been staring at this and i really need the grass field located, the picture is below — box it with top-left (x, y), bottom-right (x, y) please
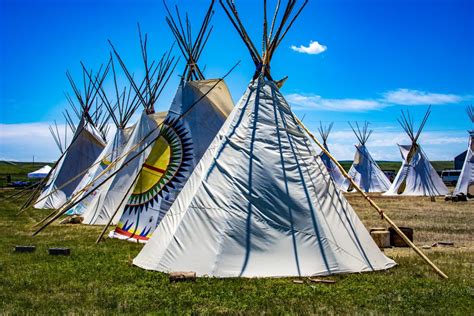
top-left (0, 161), bottom-right (51, 187)
top-left (1, 189), bottom-right (472, 314)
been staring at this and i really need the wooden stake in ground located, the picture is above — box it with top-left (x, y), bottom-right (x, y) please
top-left (295, 117), bottom-right (448, 280)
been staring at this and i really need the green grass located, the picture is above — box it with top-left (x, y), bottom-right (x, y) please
top-left (0, 191), bottom-right (472, 314)
top-left (0, 161), bottom-right (51, 187)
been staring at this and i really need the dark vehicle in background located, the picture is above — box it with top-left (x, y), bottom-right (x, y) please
top-left (441, 169), bottom-right (461, 185)
top-left (9, 181), bottom-right (31, 188)
top-left (383, 170), bottom-right (397, 182)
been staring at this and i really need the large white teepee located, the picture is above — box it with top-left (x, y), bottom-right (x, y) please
top-left (345, 122), bottom-right (391, 193)
top-left (454, 106), bottom-right (474, 197)
top-left (384, 108), bottom-right (448, 196)
top-left (134, 0), bottom-right (396, 277)
top-left (317, 122), bottom-right (348, 191)
top-left (110, 1), bottom-right (234, 243)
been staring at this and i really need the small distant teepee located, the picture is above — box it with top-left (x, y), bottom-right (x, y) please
top-left (453, 105), bottom-right (474, 197)
top-left (346, 122), bottom-right (391, 193)
top-left (317, 122), bottom-right (347, 190)
top-left (384, 107), bottom-right (448, 196)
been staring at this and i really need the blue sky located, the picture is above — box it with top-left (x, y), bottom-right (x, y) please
top-left (1, 0), bottom-right (473, 162)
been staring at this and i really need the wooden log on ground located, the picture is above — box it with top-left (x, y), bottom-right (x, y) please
top-left (370, 230), bottom-right (391, 248)
top-left (169, 271), bottom-right (196, 282)
top-left (389, 227), bottom-right (413, 247)
top-left (14, 245), bottom-right (36, 253)
top-left (48, 248), bottom-right (71, 256)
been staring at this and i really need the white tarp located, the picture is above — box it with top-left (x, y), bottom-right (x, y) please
top-left (34, 119), bottom-right (106, 209)
top-left (80, 111), bottom-right (166, 225)
top-left (384, 144), bottom-right (448, 196)
top-left (454, 132), bottom-right (474, 196)
top-left (134, 79), bottom-right (396, 277)
top-left (110, 79), bottom-right (234, 242)
top-left (346, 145), bottom-right (391, 193)
top-left (27, 165), bottom-right (52, 179)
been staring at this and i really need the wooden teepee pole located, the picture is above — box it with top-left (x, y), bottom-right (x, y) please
top-left (295, 117), bottom-right (448, 279)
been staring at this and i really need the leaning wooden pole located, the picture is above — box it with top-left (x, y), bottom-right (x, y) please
top-left (295, 117), bottom-right (448, 279)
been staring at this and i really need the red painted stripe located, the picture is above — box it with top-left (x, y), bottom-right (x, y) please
top-left (143, 164), bottom-right (166, 174)
top-left (114, 227), bottom-right (150, 241)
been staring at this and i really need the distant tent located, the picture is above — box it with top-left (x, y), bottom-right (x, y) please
top-left (133, 0), bottom-right (396, 277)
top-left (28, 165), bottom-right (52, 179)
top-left (110, 1), bottom-right (234, 242)
top-left (77, 30), bottom-right (178, 225)
top-left (384, 107), bottom-right (448, 196)
top-left (317, 122), bottom-right (348, 190)
top-left (454, 105), bottom-right (474, 197)
top-left (34, 66), bottom-right (110, 209)
top-left (345, 122), bottom-right (391, 193)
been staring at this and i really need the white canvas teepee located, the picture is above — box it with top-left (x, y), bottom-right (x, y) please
top-left (345, 122), bottom-right (391, 193)
top-left (384, 108), bottom-right (448, 196)
top-left (28, 165), bottom-right (52, 179)
top-left (67, 58), bottom-right (142, 216)
top-left (134, 0), bottom-right (396, 277)
top-left (110, 1), bottom-right (234, 243)
top-left (34, 118), bottom-right (106, 209)
top-left (34, 66), bottom-right (110, 209)
top-left (77, 31), bottom-right (177, 225)
top-left (81, 111), bottom-right (167, 224)
top-left (317, 122), bottom-right (348, 191)
top-left (110, 81), bottom-right (233, 241)
top-left (454, 106), bottom-right (474, 197)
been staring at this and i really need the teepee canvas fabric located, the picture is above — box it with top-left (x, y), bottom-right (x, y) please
top-left (320, 152), bottom-right (347, 190)
top-left (34, 119), bottom-right (106, 209)
top-left (66, 126), bottom-right (134, 215)
top-left (28, 165), bottom-right (52, 179)
top-left (80, 111), bottom-right (166, 225)
top-left (110, 79), bottom-right (234, 242)
top-left (346, 145), bottom-right (391, 193)
top-left (384, 144), bottom-right (448, 196)
top-left (454, 131), bottom-right (474, 196)
top-left (134, 79), bottom-right (396, 277)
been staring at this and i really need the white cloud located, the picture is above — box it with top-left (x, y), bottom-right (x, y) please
top-left (382, 89), bottom-right (465, 105)
top-left (0, 123), bottom-right (62, 162)
top-left (0, 122), bottom-right (117, 162)
top-left (287, 94), bottom-right (385, 112)
top-left (290, 40), bottom-right (327, 55)
top-left (287, 88), bottom-right (471, 112)
top-left (309, 128), bottom-right (467, 161)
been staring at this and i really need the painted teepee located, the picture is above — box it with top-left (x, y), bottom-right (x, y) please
top-left (345, 122), bottom-right (391, 193)
top-left (317, 122), bottom-right (348, 190)
top-left (34, 66), bottom-right (109, 209)
top-left (453, 105), bottom-right (474, 197)
top-left (77, 31), bottom-right (177, 225)
top-left (384, 107), bottom-right (448, 196)
top-left (110, 1), bottom-right (234, 242)
top-left (134, 0), bottom-right (396, 278)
